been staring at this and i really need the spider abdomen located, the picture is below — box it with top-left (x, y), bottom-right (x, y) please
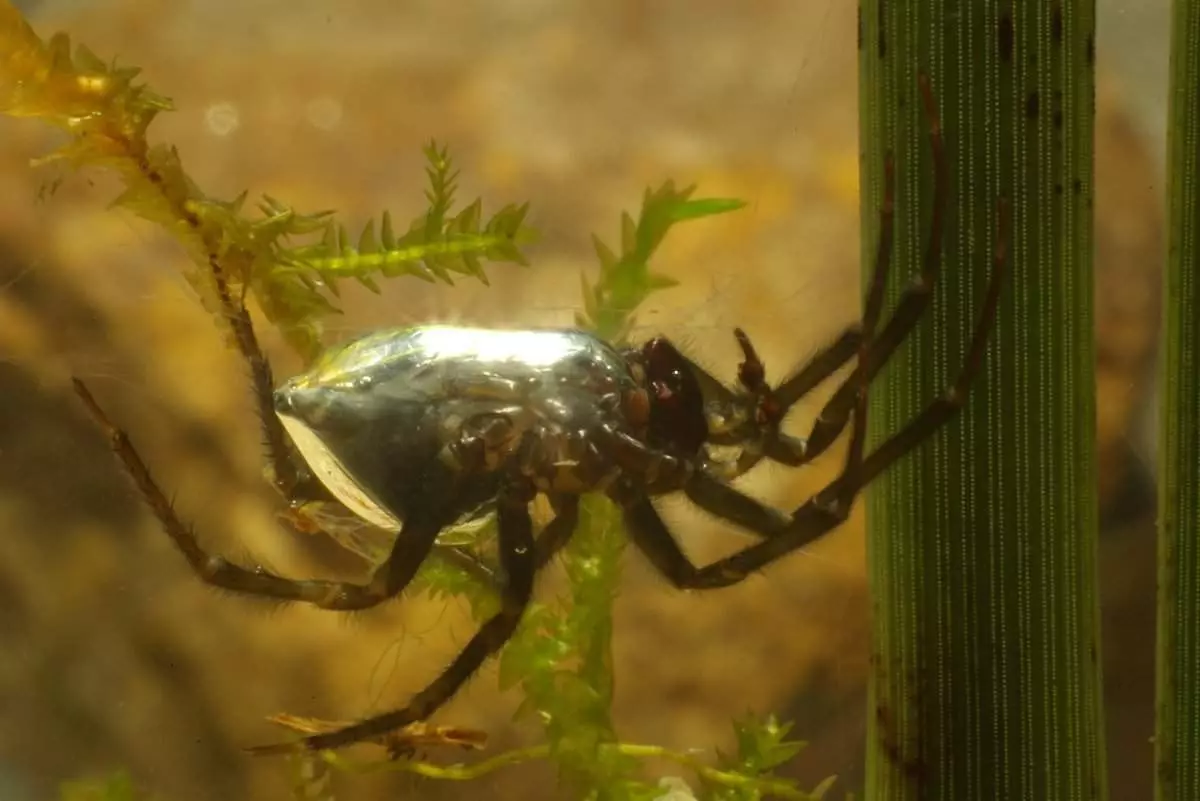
top-left (274, 326), bottom-right (645, 529)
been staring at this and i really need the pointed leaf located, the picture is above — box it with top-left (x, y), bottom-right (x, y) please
top-left (357, 219), bottom-right (377, 254)
top-left (644, 272), bottom-right (680, 290)
top-left (620, 211), bottom-right (637, 256)
top-left (591, 234), bottom-right (618, 271)
top-left (379, 210), bottom-right (396, 248)
top-left (580, 272), bottom-right (600, 321)
top-left (669, 196), bottom-right (747, 221)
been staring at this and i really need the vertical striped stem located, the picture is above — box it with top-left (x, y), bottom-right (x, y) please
top-left (858, 3), bottom-right (1106, 799)
top-left (1156, 2), bottom-right (1200, 798)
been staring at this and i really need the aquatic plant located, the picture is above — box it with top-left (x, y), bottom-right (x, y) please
top-left (0, 2), bottom-right (830, 799)
top-left (857, 3), bottom-right (1107, 799)
top-left (1156, 2), bottom-right (1200, 799)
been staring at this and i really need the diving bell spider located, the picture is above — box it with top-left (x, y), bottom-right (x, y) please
top-left (73, 73), bottom-right (1009, 756)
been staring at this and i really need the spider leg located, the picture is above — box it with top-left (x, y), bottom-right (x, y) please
top-left (680, 330), bottom-right (862, 481)
top-left (594, 424), bottom-right (808, 539)
top-left (769, 328), bottom-right (865, 415)
top-left (752, 139), bottom-right (894, 416)
top-left (770, 74), bottom-right (946, 468)
top-left (202, 257), bottom-right (324, 505)
top-left (852, 196), bottom-right (1009, 491)
top-left (418, 493), bottom-right (581, 590)
top-left (750, 319), bottom-right (866, 469)
top-left (620, 338), bottom-right (953, 591)
top-left (670, 163), bottom-right (883, 471)
top-left (682, 469), bottom-right (793, 534)
top-left (621, 194), bottom-right (1010, 591)
top-left (683, 330), bottom-right (861, 445)
top-left (247, 473), bottom-right (541, 755)
top-left (696, 133), bottom-right (893, 471)
top-left (533, 494), bottom-right (581, 568)
top-left (73, 378), bottom-right (445, 611)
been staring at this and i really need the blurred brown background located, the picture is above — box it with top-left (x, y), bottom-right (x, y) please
top-left (0, 1), bottom-right (1165, 799)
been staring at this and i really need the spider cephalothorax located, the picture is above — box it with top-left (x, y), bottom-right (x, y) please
top-left (633, 336), bottom-right (710, 456)
top-left (74, 75), bottom-right (1010, 756)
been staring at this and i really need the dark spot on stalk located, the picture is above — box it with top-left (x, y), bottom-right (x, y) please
top-left (997, 10), bottom-right (1013, 62)
top-left (1051, 4), bottom-right (1063, 45)
top-left (1025, 91), bottom-right (1040, 121)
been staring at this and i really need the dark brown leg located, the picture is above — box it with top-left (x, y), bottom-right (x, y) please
top-left (73, 379), bottom-right (445, 611)
top-left (247, 475), bottom-right (541, 755)
top-left (621, 195), bottom-right (1011, 590)
top-left (683, 132), bottom-right (897, 473)
top-left (767, 74), bottom-right (947, 467)
top-left (203, 257), bottom-right (317, 503)
top-left (638, 105), bottom-right (900, 477)
top-left (533, 494), bottom-right (581, 568)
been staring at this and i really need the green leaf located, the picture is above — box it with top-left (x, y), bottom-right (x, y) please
top-left (670, 196), bottom-right (747, 220)
top-left (576, 178), bottom-right (744, 341)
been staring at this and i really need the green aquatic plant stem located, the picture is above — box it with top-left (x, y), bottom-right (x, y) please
top-left (321, 740), bottom-right (831, 800)
top-left (1156, 2), bottom-right (1200, 798)
top-left (495, 185), bottom-right (753, 798)
top-left (858, 3), bottom-right (1106, 799)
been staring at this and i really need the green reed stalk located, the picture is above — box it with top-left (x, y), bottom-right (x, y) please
top-left (858, 3), bottom-right (1107, 799)
top-left (1155, 2), bottom-right (1200, 798)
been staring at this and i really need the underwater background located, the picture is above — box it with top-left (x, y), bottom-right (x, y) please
top-left (0, 1), bottom-right (1167, 799)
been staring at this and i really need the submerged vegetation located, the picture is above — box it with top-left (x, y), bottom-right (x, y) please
top-left (858, 3), bottom-right (1106, 800)
top-left (0, 2), bottom-right (829, 800)
top-left (6, 2), bottom-right (1196, 801)
top-left (1157, 3), bottom-right (1200, 800)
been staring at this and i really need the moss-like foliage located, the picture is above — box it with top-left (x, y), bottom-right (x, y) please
top-left (0, 6), bottom-right (534, 363)
top-left (2, 2), bottom-right (834, 798)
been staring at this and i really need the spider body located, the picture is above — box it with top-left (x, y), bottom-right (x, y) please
top-left (72, 75), bottom-right (1012, 756)
top-left (273, 325), bottom-right (704, 533)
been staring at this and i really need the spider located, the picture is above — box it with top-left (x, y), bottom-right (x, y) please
top-left (72, 75), bottom-right (1009, 757)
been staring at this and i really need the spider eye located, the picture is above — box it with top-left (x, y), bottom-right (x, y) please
top-left (640, 337), bottom-right (707, 455)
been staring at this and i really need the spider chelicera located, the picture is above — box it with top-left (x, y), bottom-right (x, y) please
top-left (73, 75), bottom-right (1009, 756)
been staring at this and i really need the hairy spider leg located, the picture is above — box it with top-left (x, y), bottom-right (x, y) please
top-left (73, 377), bottom-right (447, 608)
top-left (590, 72), bottom-right (1007, 586)
top-left (246, 456), bottom-right (547, 755)
top-left (75, 372), bottom-right (583, 753)
top-left (690, 73), bottom-right (943, 485)
top-left (592, 71), bottom-right (965, 555)
top-left (620, 194), bottom-right (1010, 590)
top-left (766, 72), bottom-right (949, 468)
top-left (531, 494), bottom-right (583, 566)
top-left (194, 249), bottom-right (319, 504)
top-left (72, 379), bottom-right (578, 609)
